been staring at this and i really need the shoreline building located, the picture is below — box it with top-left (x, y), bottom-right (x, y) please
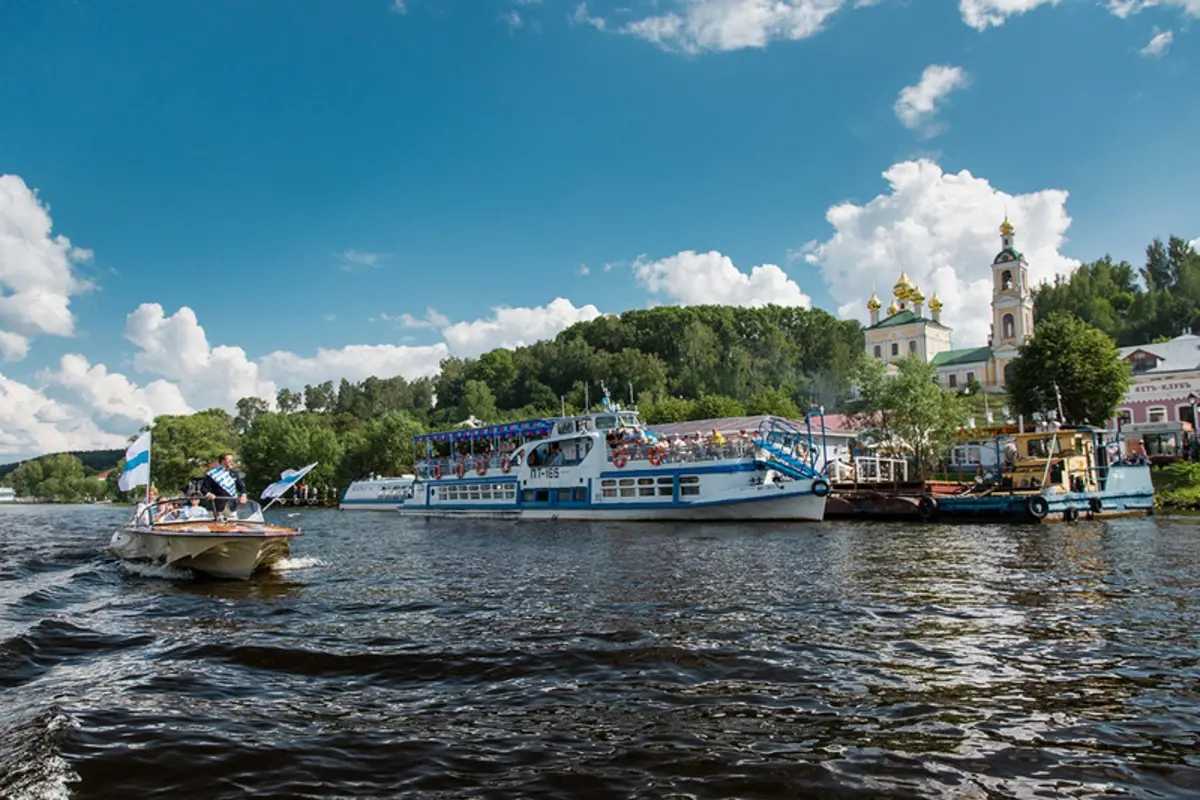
top-left (1111, 332), bottom-right (1200, 460)
top-left (862, 218), bottom-right (1034, 392)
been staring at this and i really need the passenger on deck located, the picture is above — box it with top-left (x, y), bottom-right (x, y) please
top-left (545, 444), bottom-right (564, 466)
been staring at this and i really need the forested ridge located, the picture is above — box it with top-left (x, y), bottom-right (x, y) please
top-left (5, 233), bottom-right (1196, 502)
top-left (1035, 235), bottom-right (1200, 345)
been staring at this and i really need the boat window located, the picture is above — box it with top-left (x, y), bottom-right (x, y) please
top-left (680, 475), bottom-right (700, 497)
top-left (593, 415), bottom-right (618, 430)
top-left (557, 420), bottom-right (576, 435)
top-left (521, 489), bottom-right (536, 503)
top-left (556, 489), bottom-right (572, 502)
top-left (619, 413), bottom-right (638, 427)
top-left (572, 487), bottom-right (587, 502)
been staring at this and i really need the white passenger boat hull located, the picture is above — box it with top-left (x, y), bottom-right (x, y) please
top-left (109, 520), bottom-right (301, 580)
top-left (340, 476), bottom-right (416, 511)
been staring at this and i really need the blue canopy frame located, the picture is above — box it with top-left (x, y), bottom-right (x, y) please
top-left (414, 418), bottom-right (555, 446)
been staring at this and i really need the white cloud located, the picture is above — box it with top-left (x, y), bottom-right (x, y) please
top-left (1190, 236), bottom-right (1200, 251)
top-left (0, 331), bottom-right (30, 362)
top-left (123, 303), bottom-right (277, 412)
top-left (258, 343), bottom-right (449, 387)
top-left (0, 371), bottom-right (127, 460)
top-left (0, 174), bottom-right (93, 351)
top-left (390, 0), bottom-right (407, 14)
top-left (634, 250), bottom-right (812, 308)
top-left (571, 2), bottom-right (608, 30)
top-left (1139, 29), bottom-right (1174, 56)
top-left (894, 65), bottom-right (970, 136)
top-left (958, 0), bottom-right (1059, 30)
top-left (338, 249), bottom-right (385, 270)
top-left (441, 298), bottom-right (602, 357)
top-left (499, 10), bottom-right (525, 30)
top-left (578, 263), bottom-right (591, 276)
top-left (804, 159), bottom-right (1078, 348)
top-left (400, 308), bottom-right (451, 328)
top-left (613, 0), bottom-right (849, 53)
top-left (44, 354), bottom-right (193, 423)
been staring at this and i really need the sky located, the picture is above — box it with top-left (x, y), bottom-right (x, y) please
top-left (2, 0), bottom-right (1198, 461)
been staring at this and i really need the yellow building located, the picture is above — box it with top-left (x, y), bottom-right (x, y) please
top-left (863, 218), bottom-right (1034, 392)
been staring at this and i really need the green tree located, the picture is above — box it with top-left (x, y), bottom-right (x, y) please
top-left (340, 411), bottom-right (425, 483)
top-left (151, 409), bottom-right (240, 495)
top-left (234, 396), bottom-right (269, 434)
top-left (745, 387), bottom-right (802, 418)
top-left (458, 379), bottom-right (498, 423)
top-left (241, 412), bottom-right (343, 496)
top-left (276, 388), bottom-right (302, 413)
top-left (1007, 313), bottom-right (1133, 427)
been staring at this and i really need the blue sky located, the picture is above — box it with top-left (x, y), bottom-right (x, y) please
top-left (1, 0), bottom-right (1198, 459)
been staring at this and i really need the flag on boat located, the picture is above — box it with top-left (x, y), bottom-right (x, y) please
top-left (117, 431), bottom-right (152, 492)
top-left (261, 462), bottom-right (318, 499)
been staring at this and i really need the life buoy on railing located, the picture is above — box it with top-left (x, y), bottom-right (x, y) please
top-left (475, 459), bottom-right (488, 476)
top-left (1027, 495), bottom-right (1049, 520)
top-left (811, 478), bottom-right (831, 498)
top-left (648, 447), bottom-right (665, 466)
top-left (432, 464), bottom-right (442, 480)
top-left (613, 450), bottom-right (628, 469)
top-left (500, 456), bottom-right (512, 474)
top-left (455, 461), bottom-right (467, 479)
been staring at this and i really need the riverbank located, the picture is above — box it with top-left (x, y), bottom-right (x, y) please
top-left (1151, 462), bottom-right (1200, 510)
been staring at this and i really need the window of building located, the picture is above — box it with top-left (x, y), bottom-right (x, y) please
top-left (1129, 353), bottom-right (1160, 373)
top-left (1002, 314), bottom-right (1015, 339)
top-left (948, 374), bottom-right (958, 388)
top-left (874, 345), bottom-right (881, 359)
top-left (1178, 405), bottom-right (1195, 425)
top-left (1147, 406), bottom-right (1168, 423)
top-left (966, 371), bottom-right (975, 384)
top-left (1001, 270), bottom-right (1013, 290)
top-left (1003, 363), bottom-right (1013, 386)
top-left (908, 340), bottom-right (917, 353)
top-left (891, 342), bottom-right (899, 356)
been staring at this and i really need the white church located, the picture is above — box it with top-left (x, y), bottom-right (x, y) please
top-left (862, 218), bottom-right (1035, 392)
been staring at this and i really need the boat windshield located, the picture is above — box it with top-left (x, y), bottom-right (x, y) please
top-left (135, 496), bottom-right (265, 526)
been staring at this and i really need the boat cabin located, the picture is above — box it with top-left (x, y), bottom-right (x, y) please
top-left (1006, 427), bottom-right (1104, 493)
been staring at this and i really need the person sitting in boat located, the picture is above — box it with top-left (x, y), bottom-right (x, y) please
top-left (179, 492), bottom-right (211, 520)
top-left (545, 443), bottom-right (564, 466)
top-left (202, 453), bottom-right (247, 517)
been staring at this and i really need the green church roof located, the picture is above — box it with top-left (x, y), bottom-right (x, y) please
top-left (931, 346), bottom-right (994, 367)
top-left (866, 309), bottom-right (950, 331)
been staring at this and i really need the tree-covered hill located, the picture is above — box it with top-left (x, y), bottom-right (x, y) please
top-left (0, 449), bottom-right (122, 481)
top-left (1034, 235), bottom-right (1200, 346)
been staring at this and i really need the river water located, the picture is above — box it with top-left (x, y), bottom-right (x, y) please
top-left (2, 505), bottom-right (1198, 799)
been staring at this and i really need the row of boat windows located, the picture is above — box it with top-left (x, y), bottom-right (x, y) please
top-left (434, 483), bottom-right (517, 502)
top-left (599, 475), bottom-right (701, 498)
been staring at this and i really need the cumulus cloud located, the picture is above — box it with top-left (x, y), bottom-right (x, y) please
top-left (123, 303), bottom-right (277, 412)
top-left (397, 308), bottom-right (451, 328)
top-left (338, 249), bottom-right (385, 270)
top-left (45, 354), bottom-right (193, 423)
top-left (1139, 29), bottom-right (1174, 57)
top-left (1190, 236), bottom-right (1200, 251)
top-left (803, 159), bottom-right (1078, 348)
top-left (0, 371), bottom-right (127, 459)
top-left (957, 0), bottom-right (1058, 30)
top-left (894, 65), bottom-right (970, 137)
top-left (0, 174), bottom-right (93, 355)
top-left (258, 343), bottom-right (448, 387)
top-left (0, 331), bottom-right (30, 362)
top-left (634, 250), bottom-right (811, 308)
top-left (442, 298), bottom-right (602, 357)
top-left (611, 0), bottom-right (849, 53)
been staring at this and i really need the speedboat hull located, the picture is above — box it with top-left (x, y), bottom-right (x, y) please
top-left (109, 522), bottom-right (301, 579)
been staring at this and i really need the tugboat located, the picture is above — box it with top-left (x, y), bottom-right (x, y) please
top-left (396, 393), bottom-right (831, 521)
top-left (923, 422), bottom-right (1154, 522)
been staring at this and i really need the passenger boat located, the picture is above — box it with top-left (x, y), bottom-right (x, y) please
top-left (109, 497), bottom-right (303, 579)
top-left (922, 423), bottom-right (1154, 523)
top-left (340, 474), bottom-right (417, 510)
top-left (396, 398), bottom-right (831, 521)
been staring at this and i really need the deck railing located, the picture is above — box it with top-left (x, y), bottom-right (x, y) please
top-left (828, 456), bottom-right (909, 484)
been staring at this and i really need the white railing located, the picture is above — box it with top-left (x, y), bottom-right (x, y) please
top-left (827, 456), bottom-right (909, 484)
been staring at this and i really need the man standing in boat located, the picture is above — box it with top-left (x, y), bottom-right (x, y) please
top-left (202, 453), bottom-right (247, 518)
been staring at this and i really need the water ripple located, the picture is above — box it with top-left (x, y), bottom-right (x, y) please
top-left (1, 506), bottom-right (1199, 797)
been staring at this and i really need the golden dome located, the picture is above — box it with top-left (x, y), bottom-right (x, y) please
top-left (886, 301), bottom-right (899, 316)
top-left (892, 271), bottom-right (914, 300)
top-left (1000, 217), bottom-right (1014, 235)
top-left (867, 293), bottom-right (881, 312)
top-left (910, 286), bottom-right (926, 305)
top-left (928, 293), bottom-right (943, 312)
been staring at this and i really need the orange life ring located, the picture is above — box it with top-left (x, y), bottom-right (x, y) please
top-left (500, 456), bottom-right (512, 474)
top-left (454, 461), bottom-right (466, 479)
top-left (432, 464), bottom-right (442, 480)
top-left (613, 450), bottom-right (628, 469)
top-left (648, 447), bottom-right (664, 466)
top-left (475, 459), bottom-right (487, 476)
